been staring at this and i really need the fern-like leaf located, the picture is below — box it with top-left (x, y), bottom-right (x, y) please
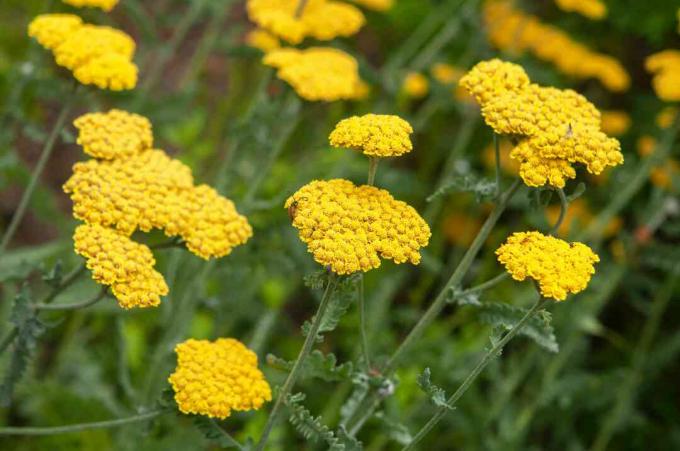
top-left (193, 416), bottom-right (243, 449)
top-left (417, 368), bottom-right (453, 410)
top-left (303, 274), bottom-right (360, 342)
top-left (477, 302), bottom-right (559, 353)
top-left (427, 173), bottom-right (496, 203)
top-left (267, 350), bottom-right (354, 382)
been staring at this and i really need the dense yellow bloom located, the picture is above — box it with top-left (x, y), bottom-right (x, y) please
top-left (496, 231), bottom-right (599, 301)
top-left (600, 110), bottom-right (631, 136)
top-left (28, 14), bottom-right (83, 50)
top-left (329, 114), bottom-right (413, 157)
top-left (28, 15), bottom-right (138, 90)
top-left (263, 47), bottom-right (365, 101)
top-left (247, 0), bottom-right (365, 44)
top-left (74, 109), bottom-right (153, 160)
top-left (545, 198), bottom-right (621, 238)
top-left (646, 50), bottom-right (680, 102)
top-left (460, 60), bottom-right (623, 188)
top-left (484, 1), bottom-right (629, 92)
top-left (431, 63), bottom-right (464, 85)
top-left (350, 0), bottom-right (393, 11)
top-left (285, 179), bottom-right (431, 274)
top-left (554, 0), bottom-right (606, 20)
top-left (62, 0), bottom-right (119, 11)
top-left (169, 338), bottom-right (272, 419)
top-left (402, 72), bottom-right (429, 98)
top-left (245, 28), bottom-right (280, 52)
top-left (73, 224), bottom-right (168, 308)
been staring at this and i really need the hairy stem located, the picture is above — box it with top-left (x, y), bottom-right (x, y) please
top-left (255, 274), bottom-right (339, 450)
top-left (404, 297), bottom-right (548, 449)
top-left (494, 133), bottom-right (502, 197)
top-left (35, 287), bottom-right (108, 311)
top-left (549, 188), bottom-right (569, 236)
top-left (358, 275), bottom-right (371, 370)
top-left (367, 157), bottom-right (379, 186)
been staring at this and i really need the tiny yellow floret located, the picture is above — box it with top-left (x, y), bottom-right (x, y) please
top-left (329, 114), bottom-right (413, 157)
top-left (285, 179), bottom-right (431, 274)
top-left (73, 224), bottom-right (168, 308)
top-left (169, 338), bottom-right (272, 419)
top-left (496, 231), bottom-right (599, 301)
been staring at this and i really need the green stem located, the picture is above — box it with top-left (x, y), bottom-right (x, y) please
top-left (550, 188), bottom-right (569, 236)
top-left (0, 329), bottom-right (18, 355)
top-left (0, 91), bottom-right (77, 258)
top-left (358, 275), bottom-right (371, 370)
top-left (209, 419), bottom-right (245, 450)
top-left (459, 272), bottom-right (509, 298)
top-left (589, 264), bottom-right (680, 451)
top-left (40, 263), bottom-right (87, 306)
top-left (248, 309), bottom-right (279, 354)
top-left (367, 157), bottom-right (379, 186)
top-left (494, 133), bottom-right (502, 197)
top-left (404, 297), bottom-right (548, 449)
top-left (35, 287), bottom-right (107, 311)
top-left (0, 409), bottom-right (166, 435)
top-left (255, 274), bottom-right (339, 450)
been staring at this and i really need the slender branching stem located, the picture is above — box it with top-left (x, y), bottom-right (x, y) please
top-left (403, 296), bottom-right (548, 449)
top-left (459, 272), bottom-right (509, 298)
top-left (255, 274), bottom-right (339, 450)
top-left (0, 89), bottom-right (77, 258)
top-left (0, 409), bottom-right (166, 436)
top-left (549, 188), bottom-right (569, 236)
top-left (494, 133), bottom-right (502, 197)
top-left (358, 275), bottom-right (371, 370)
top-left (35, 287), bottom-right (108, 311)
top-left (209, 419), bottom-right (245, 450)
top-left (367, 157), bottom-right (379, 186)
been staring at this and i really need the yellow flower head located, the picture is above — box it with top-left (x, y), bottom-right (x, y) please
top-left (74, 109), bottom-right (153, 160)
top-left (496, 231), bottom-right (599, 301)
top-left (263, 47), bottom-right (365, 101)
top-left (484, 1), bottom-right (629, 92)
top-left (431, 63), bottom-right (464, 85)
top-left (554, 0), bottom-right (607, 20)
top-left (28, 15), bottom-right (138, 90)
top-left (350, 0), bottom-right (393, 11)
top-left (285, 179), bottom-right (431, 274)
top-left (600, 110), bottom-right (631, 136)
top-left (62, 0), bottom-right (119, 11)
top-left (329, 114), bottom-right (413, 157)
top-left (28, 14), bottom-right (83, 50)
top-left (73, 224), bottom-right (168, 308)
top-left (169, 338), bottom-right (272, 419)
top-left (247, 0), bottom-right (365, 44)
top-left (245, 28), bottom-right (281, 52)
top-left (402, 72), bottom-right (429, 98)
top-left (646, 50), bottom-right (680, 102)
top-left (461, 59), bottom-right (623, 188)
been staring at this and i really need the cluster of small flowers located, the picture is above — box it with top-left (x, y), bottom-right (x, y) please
top-left (62, 0), bottom-right (119, 11)
top-left (484, 1), bottom-right (629, 92)
top-left (554, 0), bottom-right (607, 20)
top-left (28, 14), bottom-right (137, 90)
top-left (169, 338), bottom-right (272, 419)
top-left (496, 231), bottom-right (600, 301)
top-left (65, 110), bottom-right (252, 307)
top-left (329, 114), bottom-right (413, 157)
top-left (460, 59), bottom-right (623, 188)
top-left (286, 179), bottom-right (430, 274)
top-left (645, 50), bottom-right (680, 102)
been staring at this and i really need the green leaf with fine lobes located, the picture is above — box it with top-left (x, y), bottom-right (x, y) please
top-left (477, 302), bottom-right (559, 353)
top-left (266, 350), bottom-right (354, 382)
top-left (417, 368), bottom-right (453, 410)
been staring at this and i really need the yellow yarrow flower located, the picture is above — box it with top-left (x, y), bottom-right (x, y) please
top-left (28, 15), bottom-right (138, 90)
top-left (600, 110), bottom-right (631, 136)
top-left (484, 1), bottom-right (629, 92)
top-left (646, 50), bottom-right (680, 102)
top-left (402, 72), bottom-right (429, 98)
top-left (247, 0), bottom-right (365, 45)
top-left (169, 338), bottom-right (272, 419)
top-left (496, 231), bottom-right (599, 301)
top-left (263, 47), bottom-right (366, 101)
top-left (245, 28), bottom-right (281, 52)
top-left (554, 0), bottom-right (606, 20)
top-left (460, 59), bottom-right (623, 188)
top-left (62, 0), bottom-right (119, 11)
top-left (329, 114), bottom-right (413, 157)
top-left (74, 109), bottom-right (153, 160)
top-left (350, 0), bottom-right (393, 11)
top-left (285, 179), bottom-right (431, 275)
top-left (73, 224), bottom-right (168, 308)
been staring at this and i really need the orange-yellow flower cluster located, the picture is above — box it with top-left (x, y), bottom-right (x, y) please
top-left (73, 224), bottom-right (168, 308)
top-left (329, 114), bottom-right (413, 157)
top-left (74, 109), bottom-right (153, 160)
top-left (484, 1), bottom-right (629, 92)
top-left (460, 59), bottom-right (623, 188)
top-left (169, 338), bottom-right (272, 419)
top-left (62, 0), bottom-right (119, 11)
top-left (285, 179), bottom-right (431, 274)
top-left (600, 110), bottom-right (631, 136)
top-left (645, 50), bottom-right (680, 102)
top-left (246, 0), bottom-right (365, 44)
top-left (496, 231), bottom-right (599, 301)
top-left (263, 47), bottom-right (366, 101)
top-left (28, 14), bottom-right (137, 90)
top-left (554, 0), bottom-right (606, 20)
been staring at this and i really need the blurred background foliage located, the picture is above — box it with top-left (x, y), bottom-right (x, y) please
top-left (1, 0), bottom-right (680, 450)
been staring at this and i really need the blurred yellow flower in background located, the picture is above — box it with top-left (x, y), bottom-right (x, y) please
top-left (554, 0), bottom-right (606, 20)
top-left (646, 50), bottom-right (680, 102)
top-left (600, 110), bottom-right (631, 136)
top-left (62, 0), bottom-right (119, 11)
top-left (402, 71), bottom-right (429, 98)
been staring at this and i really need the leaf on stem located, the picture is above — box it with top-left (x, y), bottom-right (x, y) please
top-left (302, 274), bottom-right (360, 342)
top-left (427, 172), bottom-right (497, 203)
top-left (477, 302), bottom-right (559, 353)
top-left (266, 350), bottom-right (354, 382)
top-left (416, 368), bottom-right (454, 410)
top-left (193, 416), bottom-right (242, 449)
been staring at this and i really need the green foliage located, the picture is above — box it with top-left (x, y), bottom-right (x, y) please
top-left (416, 368), bottom-right (453, 410)
top-left (303, 274), bottom-right (360, 342)
top-left (476, 302), bottom-right (559, 353)
top-left (286, 393), bottom-right (363, 450)
top-left (193, 416), bottom-right (244, 449)
top-left (427, 172), bottom-right (497, 203)
top-left (267, 350), bottom-right (354, 382)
